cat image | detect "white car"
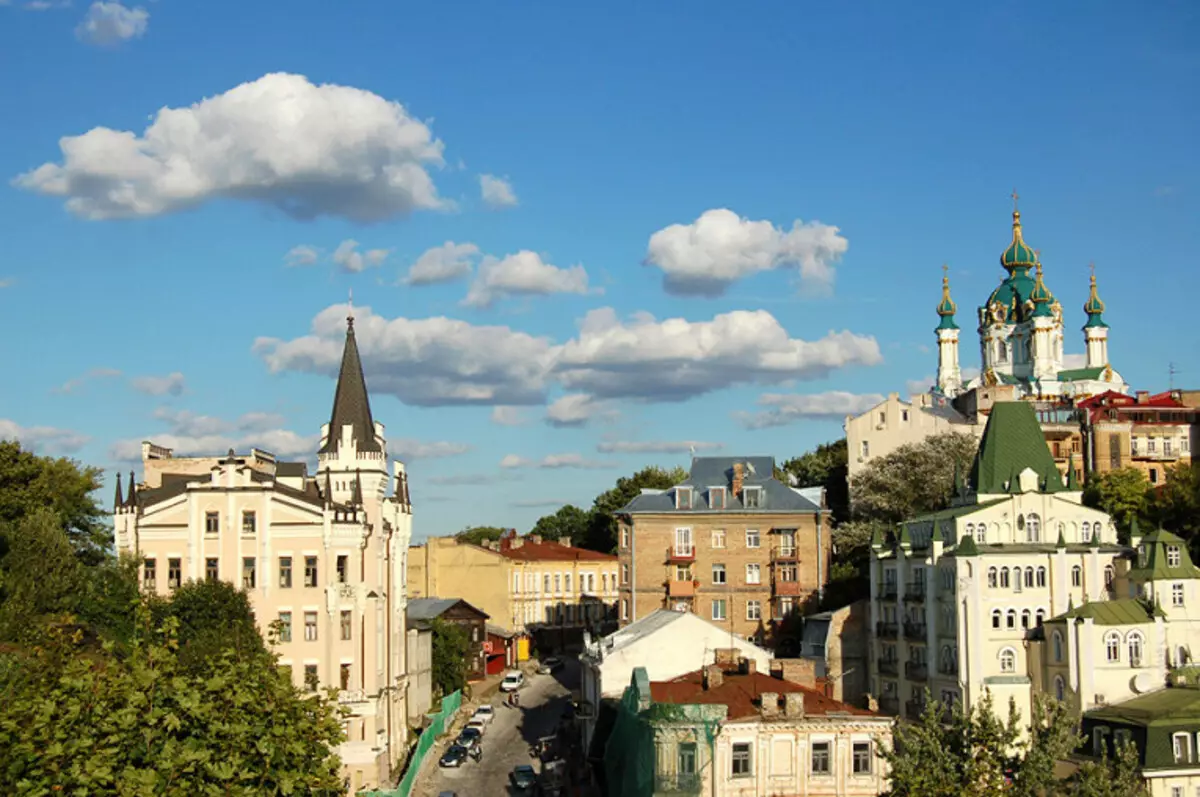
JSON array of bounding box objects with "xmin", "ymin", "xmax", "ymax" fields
[
  {"xmin": 466, "ymin": 717, "xmax": 487, "ymax": 736},
  {"xmin": 499, "ymin": 671, "xmax": 525, "ymax": 692},
  {"xmin": 471, "ymin": 705, "xmax": 495, "ymax": 725}
]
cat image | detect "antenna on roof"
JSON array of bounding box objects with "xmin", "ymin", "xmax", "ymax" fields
[{"xmin": 1170, "ymin": 362, "xmax": 1179, "ymax": 391}]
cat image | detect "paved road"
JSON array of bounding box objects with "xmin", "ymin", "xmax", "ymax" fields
[{"xmin": 415, "ymin": 661, "xmax": 578, "ymax": 797}]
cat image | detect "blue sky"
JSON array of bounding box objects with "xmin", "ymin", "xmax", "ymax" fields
[{"xmin": 1, "ymin": 1, "xmax": 1196, "ymax": 539}]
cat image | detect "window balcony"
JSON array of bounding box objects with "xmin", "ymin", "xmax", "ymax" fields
[
  {"xmin": 666, "ymin": 545, "xmax": 696, "ymax": 563},
  {"xmin": 904, "ymin": 582, "xmax": 926, "ymax": 601},
  {"xmin": 772, "ymin": 579, "xmax": 802, "ymax": 597},
  {"xmin": 903, "ymin": 621, "xmax": 927, "ymax": 639},
  {"xmin": 667, "ymin": 579, "xmax": 698, "ymax": 597},
  {"xmin": 879, "ymin": 696, "xmax": 900, "ymax": 715},
  {"xmin": 771, "ymin": 546, "xmax": 798, "ymax": 563},
  {"xmin": 938, "ymin": 659, "xmax": 958, "ymax": 676},
  {"xmin": 905, "ymin": 661, "xmax": 928, "ymax": 680},
  {"xmin": 1132, "ymin": 449, "xmax": 1180, "ymax": 462},
  {"xmin": 876, "ymin": 622, "xmax": 898, "ymax": 639},
  {"xmin": 878, "ymin": 659, "xmax": 898, "ymax": 676},
  {"xmin": 878, "ymin": 583, "xmax": 898, "ymax": 600}
]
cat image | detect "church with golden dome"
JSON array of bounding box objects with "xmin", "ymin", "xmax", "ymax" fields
[{"xmin": 934, "ymin": 198, "xmax": 1127, "ymax": 400}]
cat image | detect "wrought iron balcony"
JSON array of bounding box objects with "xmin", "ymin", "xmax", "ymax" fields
[
  {"xmin": 875, "ymin": 621, "xmax": 898, "ymax": 639},
  {"xmin": 938, "ymin": 658, "xmax": 959, "ymax": 676},
  {"xmin": 878, "ymin": 659, "xmax": 898, "ymax": 676},
  {"xmin": 903, "ymin": 621, "xmax": 927, "ymax": 639},
  {"xmin": 904, "ymin": 581, "xmax": 926, "ymax": 600},
  {"xmin": 905, "ymin": 661, "xmax": 928, "ymax": 680},
  {"xmin": 877, "ymin": 582, "xmax": 898, "ymax": 600}
]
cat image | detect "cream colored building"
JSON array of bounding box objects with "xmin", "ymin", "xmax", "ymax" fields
[
  {"xmin": 114, "ymin": 317, "xmax": 412, "ymax": 793},
  {"xmin": 845, "ymin": 392, "xmax": 980, "ymax": 479}
]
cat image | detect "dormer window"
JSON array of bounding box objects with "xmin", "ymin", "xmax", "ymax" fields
[
  {"xmin": 709, "ymin": 487, "xmax": 726, "ymax": 510},
  {"xmin": 1168, "ymin": 545, "xmax": 1182, "ymax": 567},
  {"xmin": 676, "ymin": 487, "xmax": 693, "ymax": 510},
  {"xmin": 1138, "ymin": 545, "xmax": 1147, "ymax": 566},
  {"xmin": 743, "ymin": 486, "xmax": 763, "ymax": 509}
]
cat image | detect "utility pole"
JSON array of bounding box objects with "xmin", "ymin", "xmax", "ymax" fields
[{"xmin": 1169, "ymin": 362, "xmax": 1179, "ymax": 391}]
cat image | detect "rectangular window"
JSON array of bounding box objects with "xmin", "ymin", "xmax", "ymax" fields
[
  {"xmin": 709, "ymin": 487, "xmax": 725, "ymax": 510},
  {"xmin": 601, "ymin": 573, "xmax": 607, "ymax": 593},
  {"xmin": 554, "ymin": 574, "xmax": 562, "ymax": 593},
  {"xmin": 167, "ymin": 558, "xmax": 181, "ymax": 589},
  {"xmin": 1174, "ymin": 583, "xmax": 1185, "ymax": 606},
  {"xmin": 242, "ymin": 511, "xmax": 256, "ymax": 535},
  {"xmin": 340, "ymin": 610, "xmax": 352, "ymax": 641},
  {"xmin": 746, "ymin": 564, "xmax": 761, "ymax": 585},
  {"xmin": 565, "ymin": 573, "xmax": 572, "ymax": 593},
  {"xmin": 340, "ymin": 662, "xmax": 351, "ymax": 691},
  {"xmin": 544, "ymin": 574, "xmax": 552, "ymax": 592},
  {"xmin": 812, "ymin": 741, "xmax": 831, "ymax": 774},
  {"xmin": 731, "ymin": 742, "xmax": 752, "ymax": 777},
  {"xmin": 676, "ymin": 487, "xmax": 692, "ymax": 510},
  {"xmin": 745, "ymin": 529, "xmax": 761, "ymax": 548},
  {"xmin": 278, "ymin": 611, "xmax": 293, "ymax": 642},
  {"xmin": 304, "ymin": 611, "xmax": 318, "ymax": 642},
  {"xmin": 746, "ymin": 600, "xmax": 761, "ymax": 621},
  {"xmin": 621, "ymin": 527, "xmax": 630, "ymax": 548},
  {"xmin": 513, "ymin": 572, "xmax": 521, "ymax": 594},
  {"xmin": 142, "ymin": 558, "xmax": 156, "ymax": 590},
  {"xmin": 678, "ymin": 742, "xmax": 697, "ymax": 776},
  {"xmin": 1169, "ymin": 546, "xmax": 1182, "ymax": 567},
  {"xmin": 711, "ymin": 529, "xmax": 726, "ymax": 548},
  {"xmin": 1149, "ymin": 438, "xmax": 1158, "ymax": 453},
  {"xmin": 861, "ymin": 440, "xmax": 869, "ymax": 458},
  {"xmin": 620, "ymin": 599, "xmax": 628, "ymax": 620},
  {"xmin": 205, "ymin": 557, "xmax": 219, "ymax": 582},
  {"xmin": 621, "ymin": 565, "xmax": 629, "ymax": 585},
  {"xmin": 711, "ymin": 599, "xmax": 727, "ymax": 621},
  {"xmin": 1151, "ymin": 468, "xmax": 1159, "ymax": 484},
  {"xmin": 743, "ymin": 487, "xmax": 762, "ymax": 509},
  {"xmin": 779, "ymin": 563, "xmax": 797, "ymax": 582},
  {"xmin": 712, "ymin": 564, "xmax": 726, "ymax": 585},
  {"xmin": 778, "ymin": 529, "xmax": 796, "ymax": 556},
  {"xmin": 304, "ymin": 556, "xmax": 318, "ymax": 588},
  {"xmin": 852, "ymin": 741, "xmax": 873, "ymax": 774},
  {"xmin": 675, "ymin": 564, "xmax": 692, "ymax": 582},
  {"xmin": 304, "ymin": 664, "xmax": 319, "ymax": 691},
  {"xmin": 902, "ymin": 409, "xmax": 910, "ymax": 422},
  {"xmin": 279, "ymin": 556, "xmax": 293, "ymax": 588},
  {"xmin": 337, "ymin": 554, "xmax": 349, "ymax": 584},
  {"xmin": 777, "ymin": 597, "xmax": 794, "ymax": 618},
  {"xmin": 205, "ymin": 511, "xmax": 219, "ymax": 535},
  {"xmin": 242, "ymin": 557, "xmax": 256, "ymax": 589},
  {"xmin": 1174, "ymin": 732, "xmax": 1191, "ymax": 763}
]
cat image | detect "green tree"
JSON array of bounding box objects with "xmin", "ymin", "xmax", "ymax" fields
[
  {"xmin": 1083, "ymin": 467, "xmax": 1152, "ymax": 537},
  {"xmin": 0, "ymin": 615, "xmax": 346, "ymax": 795},
  {"xmin": 779, "ymin": 439, "xmax": 849, "ymax": 523},
  {"xmin": 0, "ymin": 509, "xmax": 86, "ymax": 643},
  {"xmin": 429, "ymin": 617, "xmax": 469, "ymax": 698},
  {"xmin": 455, "ymin": 526, "xmax": 509, "ymax": 546},
  {"xmin": 1151, "ymin": 462, "xmax": 1200, "ymax": 543},
  {"xmin": 0, "ymin": 440, "xmax": 110, "ymax": 564},
  {"xmin": 151, "ymin": 579, "xmax": 266, "ymax": 671},
  {"xmin": 579, "ymin": 466, "xmax": 688, "ymax": 554},
  {"xmin": 530, "ymin": 504, "xmax": 590, "ymax": 542},
  {"xmin": 851, "ymin": 432, "xmax": 978, "ymax": 525}
]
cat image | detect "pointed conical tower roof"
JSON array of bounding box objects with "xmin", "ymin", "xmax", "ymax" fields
[
  {"xmin": 1030, "ymin": 263, "xmax": 1055, "ymax": 318},
  {"xmin": 1065, "ymin": 454, "xmax": 1079, "ymax": 490},
  {"xmin": 323, "ymin": 470, "xmax": 333, "ymax": 507},
  {"xmin": 113, "ymin": 471, "xmax": 124, "ymax": 511},
  {"xmin": 969, "ymin": 402, "xmax": 1065, "ymax": 494},
  {"xmin": 125, "ymin": 470, "xmax": 137, "ymax": 508},
  {"xmin": 1083, "ymin": 267, "xmax": 1109, "ymax": 329},
  {"xmin": 320, "ymin": 315, "xmax": 382, "ymax": 455},
  {"xmin": 936, "ymin": 267, "xmax": 959, "ymax": 330}
]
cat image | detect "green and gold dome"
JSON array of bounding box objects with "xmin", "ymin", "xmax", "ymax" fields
[
  {"xmin": 1084, "ymin": 270, "xmax": 1108, "ymax": 328},
  {"xmin": 1001, "ymin": 209, "xmax": 1039, "ymax": 273},
  {"xmin": 1030, "ymin": 263, "xmax": 1055, "ymax": 318},
  {"xmin": 936, "ymin": 270, "xmax": 959, "ymax": 330},
  {"xmin": 982, "ymin": 205, "xmax": 1057, "ymax": 324}
]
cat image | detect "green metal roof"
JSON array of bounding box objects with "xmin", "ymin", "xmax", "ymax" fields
[
  {"xmin": 969, "ymin": 402, "xmax": 1065, "ymax": 494},
  {"xmin": 1128, "ymin": 528, "xmax": 1200, "ymax": 581},
  {"xmin": 1057, "ymin": 366, "xmax": 1107, "ymax": 382},
  {"xmin": 1083, "ymin": 273, "xmax": 1108, "ymax": 328},
  {"xmin": 1050, "ymin": 598, "xmax": 1165, "ymax": 626},
  {"xmin": 936, "ymin": 274, "xmax": 958, "ymax": 329},
  {"xmin": 1086, "ymin": 687, "xmax": 1200, "ymax": 726}
]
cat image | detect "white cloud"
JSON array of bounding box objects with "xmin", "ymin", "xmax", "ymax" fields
[
  {"xmin": 0, "ymin": 419, "xmax": 90, "ymax": 454},
  {"xmin": 389, "ymin": 439, "xmax": 470, "ymax": 460},
  {"xmin": 255, "ymin": 303, "xmax": 557, "ymax": 406},
  {"xmin": 734, "ymin": 391, "xmax": 886, "ymax": 430},
  {"xmin": 333, "ymin": 239, "xmax": 391, "ymax": 273},
  {"xmin": 555, "ymin": 307, "xmax": 882, "ymax": 402},
  {"xmin": 500, "ymin": 453, "xmax": 613, "ymax": 470},
  {"xmin": 510, "ymin": 498, "xmax": 569, "ymax": 508},
  {"xmin": 109, "ymin": 407, "xmax": 316, "ymax": 462},
  {"xmin": 402, "ymin": 241, "xmax": 479, "ymax": 286},
  {"xmin": 75, "ymin": 2, "xmax": 148, "ymax": 45},
  {"xmin": 596, "ymin": 441, "xmax": 724, "ymax": 454},
  {"xmin": 479, "ymin": 174, "xmax": 518, "ymax": 208},
  {"xmin": 54, "ymin": 366, "xmax": 122, "ymax": 394},
  {"xmin": 1062, "ymin": 353, "xmax": 1087, "ymax": 369},
  {"xmin": 15, "ymin": 73, "xmax": 447, "ymax": 222},
  {"xmin": 545, "ymin": 393, "xmax": 616, "ymax": 428},
  {"xmin": 491, "ymin": 406, "xmax": 528, "ymax": 426},
  {"xmin": 645, "ymin": 208, "xmax": 849, "ymax": 297},
  {"xmin": 130, "ymin": 371, "xmax": 186, "ymax": 396},
  {"xmin": 0, "ymin": 278, "xmax": 14, "ymax": 289},
  {"xmin": 426, "ymin": 472, "xmax": 517, "ymax": 486},
  {"xmin": 284, "ymin": 245, "xmax": 319, "ymax": 268},
  {"xmin": 463, "ymin": 251, "xmax": 592, "ymax": 308},
  {"xmin": 906, "ymin": 375, "xmax": 935, "ymax": 395}
]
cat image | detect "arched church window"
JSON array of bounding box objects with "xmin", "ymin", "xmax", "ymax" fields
[
  {"xmin": 997, "ymin": 341, "xmax": 1008, "ymax": 363},
  {"xmin": 1052, "ymin": 630, "xmax": 1064, "ymax": 662},
  {"xmin": 1128, "ymin": 632, "xmax": 1144, "ymax": 666},
  {"xmin": 1055, "ymin": 675, "xmax": 1066, "ymax": 702},
  {"xmin": 1036, "ymin": 567, "xmax": 1047, "ymax": 588},
  {"xmin": 1000, "ymin": 568, "xmax": 1010, "ymax": 588},
  {"xmin": 1026, "ymin": 513, "xmax": 1041, "ymax": 543},
  {"xmin": 1104, "ymin": 631, "xmax": 1121, "ymax": 663},
  {"xmin": 987, "ymin": 567, "xmax": 997, "ymax": 588}
]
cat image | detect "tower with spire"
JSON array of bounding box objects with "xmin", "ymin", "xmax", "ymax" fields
[
  {"xmin": 935, "ymin": 265, "xmax": 963, "ymax": 396},
  {"xmin": 1082, "ymin": 265, "xmax": 1110, "ymax": 370}
]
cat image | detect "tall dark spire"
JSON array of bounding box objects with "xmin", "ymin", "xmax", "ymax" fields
[
  {"xmin": 125, "ymin": 471, "xmax": 137, "ymax": 508},
  {"xmin": 320, "ymin": 316, "xmax": 381, "ymax": 455},
  {"xmin": 352, "ymin": 469, "xmax": 364, "ymax": 506},
  {"xmin": 113, "ymin": 471, "xmax": 124, "ymax": 510}
]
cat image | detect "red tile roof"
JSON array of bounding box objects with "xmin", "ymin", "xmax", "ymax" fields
[
  {"xmin": 649, "ymin": 668, "xmax": 876, "ymax": 721},
  {"xmin": 495, "ymin": 537, "xmax": 617, "ymax": 563}
]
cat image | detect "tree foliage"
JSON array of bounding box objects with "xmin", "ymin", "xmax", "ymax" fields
[
  {"xmin": 150, "ymin": 579, "xmax": 266, "ymax": 672},
  {"xmin": 1151, "ymin": 462, "xmax": 1200, "ymax": 543},
  {"xmin": 0, "ymin": 440, "xmax": 110, "ymax": 564},
  {"xmin": 530, "ymin": 504, "xmax": 590, "ymax": 542},
  {"xmin": 455, "ymin": 526, "xmax": 508, "ymax": 546},
  {"xmin": 851, "ymin": 432, "xmax": 978, "ymax": 525},
  {"xmin": 578, "ymin": 465, "xmax": 689, "ymax": 554},
  {"xmin": 883, "ymin": 691, "xmax": 1145, "ymax": 797},
  {"xmin": 1082, "ymin": 467, "xmax": 1152, "ymax": 536},
  {"xmin": 778, "ymin": 439, "xmax": 849, "ymax": 523},
  {"xmin": 429, "ymin": 617, "xmax": 469, "ymax": 698}
]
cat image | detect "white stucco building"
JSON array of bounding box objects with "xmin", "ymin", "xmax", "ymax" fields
[{"xmin": 113, "ymin": 314, "xmax": 413, "ymax": 793}]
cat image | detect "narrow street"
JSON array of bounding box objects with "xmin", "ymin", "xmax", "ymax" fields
[{"xmin": 414, "ymin": 658, "xmax": 581, "ymax": 796}]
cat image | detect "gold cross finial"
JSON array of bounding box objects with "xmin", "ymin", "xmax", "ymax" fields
[
  {"xmin": 1089, "ymin": 262, "xmax": 1095, "ymax": 277},
  {"xmin": 347, "ymin": 288, "xmax": 355, "ymax": 326},
  {"xmin": 1011, "ymin": 188, "xmax": 1019, "ymax": 211}
]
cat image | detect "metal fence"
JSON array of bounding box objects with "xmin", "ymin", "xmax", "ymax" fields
[{"xmin": 359, "ymin": 689, "xmax": 462, "ymax": 797}]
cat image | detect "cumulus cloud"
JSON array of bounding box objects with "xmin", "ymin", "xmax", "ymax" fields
[
  {"xmin": 645, "ymin": 208, "xmax": 849, "ymax": 297},
  {"xmin": 0, "ymin": 419, "xmax": 90, "ymax": 455},
  {"xmin": 54, "ymin": 366, "xmax": 122, "ymax": 394},
  {"xmin": 463, "ymin": 251, "xmax": 592, "ymax": 308},
  {"xmin": 545, "ymin": 394, "xmax": 616, "ymax": 428},
  {"xmin": 130, "ymin": 371, "xmax": 186, "ymax": 397},
  {"xmin": 734, "ymin": 391, "xmax": 886, "ymax": 430},
  {"xmin": 596, "ymin": 441, "xmax": 724, "ymax": 454},
  {"xmin": 555, "ymin": 308, "xmax": 882, "ymax": 402},
  {"xmin": 284, "ymin": 245, "xmax": 320, "ymax": 267},
  {"xmin": 255, "ymin": 303, "xmax": 557, "ymax": 406},
  {"xmin": 500, "ymin": 453, "xmax": 613, "ymax": 470},
  {"xmin": 109, "ymin": 407, "xmax": 316, "ymax": 462},
  {"xmin": 426, "ymin": 472, "xmax": 519, "ymax": 486},
  {"xmin": 333, "ymin": 239, "xmax": 390, "ymax": 273},
  {"xmin": 14, "ymin": 73, "xmax": 448, "ymax": 222},
  {"xmin": 491, "ymin": 406, "xmax": 528, "ymax": 426},
  {"xmin": 390, "ymin": 439, "xmax": 470, "ymax": 460},
  {"xmin": 75, "ymin": 2, "xmax": 148, "ymax": 45},
  {"xmin": 402, "ymin": 241, "xmax": 479, "ymax": 286},
  {"xmin": 479, "ymin": 174, "xmax": 518, "ymax": 208},
  {"xmin": 1062, "ymin": 353, "xmax": 1087, "ymax": 369},
  {"xmin": 905, "ymin": 375, "xmax": 935, "ymax": 395}
]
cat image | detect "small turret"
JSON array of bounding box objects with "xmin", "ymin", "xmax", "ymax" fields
[
  {"xmin": 125, "ymin": 471, "xmax": 137, "ymax": 509},
  {"xmin": 936, "ymin": 269, "xmax": 959, "ymax": 330},
  {"xmin": 113, "ymin": 471, "xmax": 124, "ymax": 511},
  {"xmin": 1083, "ymin": 269, "xmax": 1108, "ymax": 329},
  {"xmin": 1065, "ymin": 453, "xmax": 1080, "ymax": 491},
  {"xmin": 352, "ymin": 469, "xmax": 364, "ymax": 506}
]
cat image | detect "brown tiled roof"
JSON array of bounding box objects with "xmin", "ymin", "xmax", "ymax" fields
[
  {"xmin": 649, "ymin": 669, "xmax": 876, "ymax": 721},
  {"xmin": 495, "ymin": 538, "xmax": 617, "ymax": 563}
]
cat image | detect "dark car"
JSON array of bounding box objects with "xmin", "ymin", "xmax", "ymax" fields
[
  {"xmin": 537, "ymin": 656, "xmax": 564, "ymax": 674},
  {"xmin": 510, "ymin": 764, "xmax": 538, "ymax": 791},
  {"xmin": 439, "ymin": 745, "xmax": 468, "ymax": 768},
  {"xmin": 455, "ymin": 726, "xmax": 482, "ymax": 750}
]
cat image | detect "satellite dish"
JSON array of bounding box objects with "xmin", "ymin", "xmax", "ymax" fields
[{"xmin": 1131, "ymin": 672, "xmax": 1155, "ymax": 694}]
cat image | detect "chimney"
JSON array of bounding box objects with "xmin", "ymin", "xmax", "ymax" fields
[
  {"xmin": 703, "ymin": 664, "xmax": 724, "ymax": 691},
  {"xmin": 1136, "ymin": 391, "xmax": 1149, "ymax": 404},
  {"xmin": 760, "ymin": 692, "xmax": 781, "ymax": 719},
  {"xmin": 738, "ymin": 657, "xmax": 756, "ymax": 676},
  {"xmin": 714, "ymin": 648, "xmax": 738, "ymax": 667},
  {"xmin": 732, "ymin": 462, "xmax": 744, "ymax": 498},
  {"xmin": 559, "ymin": 537, "xmax": 572, "ymax": 548},
  {"xmin": 769, "ymin": 658, "xmax": 817, "ymax": 689},
  {"xmin": 783, "ymin": 692, "xmax": 806, "ymax": 718},
  {"xmin": 529, "ymin": 534, "xmax": 542, "ymax": 544},
  {"xmin": 511, "ymin": 537, "xmax": 524, "ymax": 549}
]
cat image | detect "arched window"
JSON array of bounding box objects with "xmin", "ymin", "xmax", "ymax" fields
[
  {"xmin": 976, "ymin": 524, "xmax": 986, "ymax": 543},
  {"xmin": 1104, "ymin": 631, "xmax": 1121, "ymax": 663},
  {"xmin": 1036, "ymin": 567, "xmax": 1047, "ymax": 588},
  {"xmin": 1128, "ymin": 632, "xmax": 1145, "ymax": 666},
  {"xmin": 1024, "ymin": 568, "xmax": 1035, "ymax": 588},
  {"xmin": 965, "ymin": 522, "xmax": 975, "ymax": 539},
  {"xmin": 1000, "ymin": 568, "xmax": 1010, "ymax": 588},
  {"xmin": 1054, "ymin": 675, "xmax": 1066, "ymax": 702},
  {"xmin": 1006, "ymin": 610, "xmax": 1017, "ymax": 630},
  {"xmin": 1104, "ymin": 566, "xmax": 1115, "ymax": 589},
  {"xmin": 1052, "ymin": 630, "xmax": 1064, "ymax": 662},
  {"xmin": 1026, "ymin": 513, "xmax": 1041, "ymax": 542},
  {"xmin": 999, "ymin": 647, "xmax": 1017, "ymax": 673},
  {"xmin": 1036, "ymin": 608, "xmax": 1046, "ymax": 626},
  {"xmin": 1081, "ymin": 521, "xmax": 1091, "ymax": 540},
  {"xmin": 988, "ymin": 567, "xmax": 998, "ymax": 588},
  {"xmin": 1071, "ymin": 566, "xmax": 1082, "ymax": 587},
  {"xmin": 992, "ymin": 609, "xmax": 1002, "ymax": 629},
  {"xmin": 1021, "ymin": 609, "xmax": 1031, "ymax": 629}
]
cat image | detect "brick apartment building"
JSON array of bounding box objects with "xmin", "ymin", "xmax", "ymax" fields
[{"xmin": 614, "ymin": 457, "xmax": 831, "ymax": 643}]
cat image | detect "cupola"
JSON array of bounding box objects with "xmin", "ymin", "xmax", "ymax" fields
[
  {"xmin": 1030, "ymin": 263, "xmax": 1054, "ymax": 318},
  {"xmin": 1000, "ymin": 194, "xmax": 1039, "ymax": 273},
  {"xmin": 1083, "ymin": 268, "xmax": 1108, "ymax": 328},
  {"xmin": 936, "ymin": 268, "xmax": 959, "ymax": 330}
]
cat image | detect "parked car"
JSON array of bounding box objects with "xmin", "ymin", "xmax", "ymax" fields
[
  {"xmin": 500, "ymin": 671, "xmax": 525, "ymax": 692},
  {"xmin": 471, "ymin": 705, "xmax": 495, "ymax": 725},
  {"xmin": 437, "ymin": 792, "xmax": 458, "ymax": 797},
  {"xmin": 536, "ymin": 656, "xmax": 563, "ymax": 675},
  {"xmin": 466, "ymin": 717, "xmax": 487, "ymax": 737},
  {"xmin": 510, "ymin": 764, "xmax": 538, "ymax": 791},
  {"xmin": 439, "ymin": 745, "xmax": 468, "ymax": 768},
  {"xmin": 455, "ymin": 726, "xmax": 482, "ymax": 750}
]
